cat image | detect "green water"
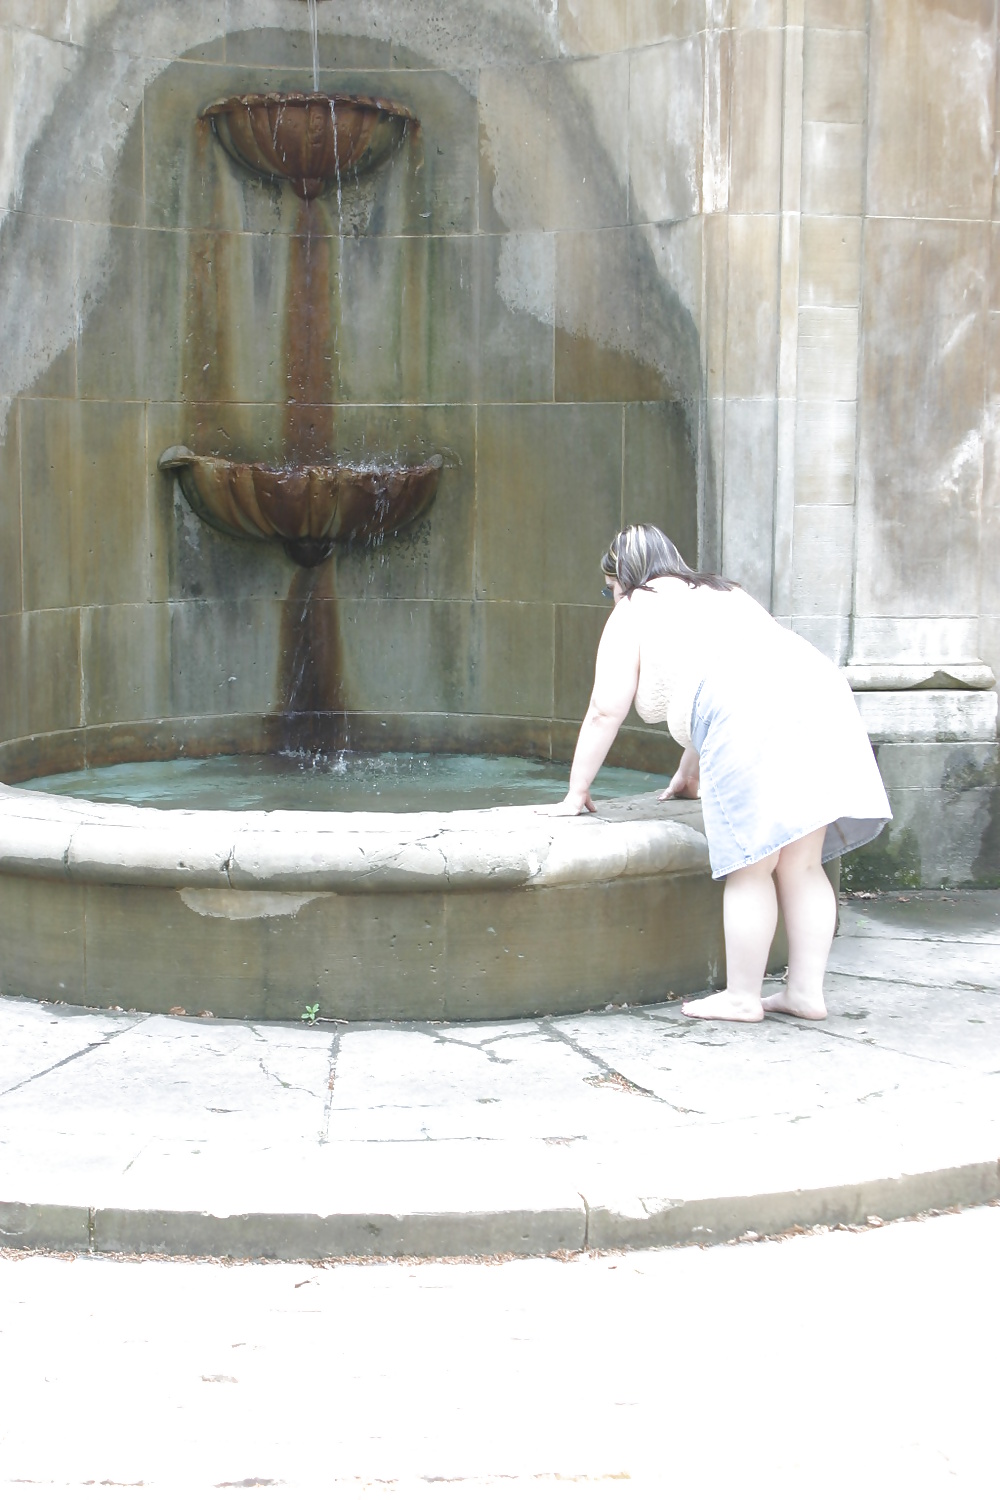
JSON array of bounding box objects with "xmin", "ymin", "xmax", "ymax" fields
[{"xmin": 18, "ymin": 751, "xmax": 665, "ymax": 815}]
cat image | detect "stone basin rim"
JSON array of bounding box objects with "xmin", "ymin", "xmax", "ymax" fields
[
  {"xmin": 199, "ymin": 91, "xmax": 418, "ymax": 124},
  {"xmin": 157, "ymin": 446, "xmax": 445, "ymax": 480},
  {"xmin": 0, "ymin": 785, "xmax": 710, "ymax": 894}
]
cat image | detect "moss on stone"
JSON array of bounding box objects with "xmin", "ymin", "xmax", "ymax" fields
[{"xmin": 841, "ymin": 827, "xmax": 922, "ymax": 893}]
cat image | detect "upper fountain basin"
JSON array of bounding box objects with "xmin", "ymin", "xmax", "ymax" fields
[
  {"xmin": 159, "ymin": 446, "xmax": 443, "ymax": 567},
  {"xmin": 200, "ymin": 92, "xmax": 416, "ymax": 199}
]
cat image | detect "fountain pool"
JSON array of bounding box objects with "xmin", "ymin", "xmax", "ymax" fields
[
  {"xmin": 0, "ymin": 743, "xmax": 726, "ymax": 1023},
  {"xmin": 17, "ymin": 751, "xmax": 665, "ymax": 815}
]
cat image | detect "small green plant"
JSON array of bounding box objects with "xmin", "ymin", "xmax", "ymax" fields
[{"xmin": 301, "ymin": 1002, "xmax": 321, "ymax": 1025}]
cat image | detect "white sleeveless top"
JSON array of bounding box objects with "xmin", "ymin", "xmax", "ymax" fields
[{"xmin": 627, "ymin": 577, "xmax": 779, "ymax": 746}]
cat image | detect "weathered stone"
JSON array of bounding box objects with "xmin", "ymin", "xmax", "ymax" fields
[{"xmin": 867, "ymin": 0, "xmax": 996, "ymax": 220}]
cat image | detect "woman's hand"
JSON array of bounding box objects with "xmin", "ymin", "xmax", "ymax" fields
[
  {"xmin": 659, "ymin": 746, "xmax": 700, "ymax": 801},
  {"xmin": 545, "ymin": 788, "xmax": 597, "ymax": 817}
]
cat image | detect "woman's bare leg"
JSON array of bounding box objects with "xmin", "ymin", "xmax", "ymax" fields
[
  {"xmin": 762, "ymin": 827, "xmax": 835, "ymax": 1021},
  {"xmin": 681, "ymin": 852, "xmax": 779, "ymax": 1022}
]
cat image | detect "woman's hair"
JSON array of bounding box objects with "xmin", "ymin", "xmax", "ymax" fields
[{"xmin": 601, "ymin": 524, "xmax": 734, "ymax": 595}]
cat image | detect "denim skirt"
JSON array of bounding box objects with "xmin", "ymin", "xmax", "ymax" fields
[{"xmin": 689, "ymin": 632, "xmax": 891, "ymax": 879}]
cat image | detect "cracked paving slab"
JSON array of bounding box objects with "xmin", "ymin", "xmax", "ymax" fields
[
  {"xmin": 0, "ymin": 1007, "xmax": 333, "ymax": 1147},
  {"xmin": 828, "ymin": 936, "xmax": 1000, "ymax": 991},
  {"xmin": 325, "ymin": 1023, "xmax": 671, "ymax": 1143}
]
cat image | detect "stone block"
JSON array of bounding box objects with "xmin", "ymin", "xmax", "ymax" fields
[
  {"xmin": 477, "ymin": 233, "xmax": 556, "ymax": 402},
  {"xmin": 441, "ymin": 872, "xmax": 724, "ymax": 1019},
  {"xmin": 478, "ymin": 64, "xmax": 550, "ymax": 234},
  {"xmin": 81, "ymin": 604, "xmax": 171, "ymax": 728},
  {"xmin": 729, "ymin": 27, "xmax": 784, "ymax": 214},
  {"xmin": 10, "ymin": 35, "xmax": 145, "ymax": 227},
  {"xmin": 791, "ymin": 504, "xmax": 853, "ymax": 615},
  {"xmin": 867, "ymin": 0, "xmax": 996, "ymax": 219},
  {"xmin": 2, "ymin": 3, "xmax": 72, "ymax": 39},
  {"xmin": 799, "ymin": 215, "xmax": 862, "ymax": 307},
  {"xmin": 796, "ymin": 307, "xmax": 859, "ymax": 401},
  {"xmin": 223, "ymin": 27, "xmax": 391, "ymax": 70},
  {"xmin": 794, "ymin": 400, "xmax": 856, "ymax": 506},
  {"xmin": 79, "ymin": 881, "xmax": 451, "ymax": 1021},
  {"xmin": 628, "ymin": 38, "xmax": 705, "ymax": 224},
  {"xmin": 846, "ymin": 778, "xmax": 999, "ymax": 890},
  {"xmin": 628, "ymin": 0, "xmax": 709, "ymax": 44},
  {"xmin": 469, "ymin": 602, "xmax": 556, "ymax": 720},
  {"xmin": 852, "ymin": 617, "xmax": 984, "ymax": 668},
  {"xmin": 805, "ymin": 0, "xmax": 867, "ymax": 26},
  {"xmin": 558, "ymin": 0, "xmax": 628, "ymax": 53},
  {"xmin": 724, "ymin": 214, "xmax": 780, "ymax": 399},
  {"xmin": 554, "ymin": 603, "xmax": 607, "ymax": 722},
  {"xmin": 802, "ymin": 26, "xmax": 867, "ymax": 124},
  {"xmin": 76, "ymin": 225, "xmax": 146, "ymax": 402},
  {"xmin": 167, "ymin": 599, "xmax": 284, "ymax": 719},
  {"xmin": 790, "ymin": 613, "xmax": 849, "ymax": 664},
  {"xmin": 337, "ymin": 598, "xmax": 476, "ymax": 717},
  {"xmin": 556, "ymin": 222, "xmax": 703, "ymax": 403},
  {"xmin": 855, "ymin": 691, "xmax": 999, "ymax": 745},
  {"xmin": 149, "ymin": 226, "xmax": 325, "ymax": 409},
  {"xmin": 476, "ymin": 403, "xmax": 623, "ymax": 605},
  {"xmin": 0, "ymin": 211, "xmax": 76, "ymax": 400},
  {"xmin": 480, "ymin": 56, "xmax": 629, "ymax": 237},
  {"xmin": 20, "ymin": 399, "xmax": 148, "ymax": 611},
  {"xmin": 731, "ymin": 0, "xmax": 785, "ymax": 22},
  {"xmin": 0, "ymin": 415, "xmax": 21, "ymax": 616},
  {"xmin": 703, "ymin": 212, "xmax": 728, "ymax": 398},
  {"xmin": 720, "ymin": 398, "xmax": 777, "ymax": 607},
  {"xmin": 875, "ymin": 740, "xmax": 997, "ymax": 793},
  {"xmin": 0, "ymin": 872, "xmax": 86, "ymax": 1007},
  {"xmin": 547, "ymin": 53, "xmax": 630, "ymax": 231},
  {"xmin": 801, "ymin": 123, "xmax": 865, "ymax": 215},
  {"xmin": 623, "ymin": 402, "xmax": 700, "ymax": 565},
  {"xmin": 338, "ymin": 234, "xmax": 477, "ymax": 404},
  {"xmin": 856, "ymin": 218, "xmax": 989, "ymax": 620}
]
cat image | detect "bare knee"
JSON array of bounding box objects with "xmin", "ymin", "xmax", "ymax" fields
[{"xmin": 775, "ymin": 827, "xmax": 827, "ymax": 884}]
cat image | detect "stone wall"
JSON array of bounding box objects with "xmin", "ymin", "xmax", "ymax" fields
[{"xmin": 0, "ymin": 0, "xmax": 998, "ymax": 883}]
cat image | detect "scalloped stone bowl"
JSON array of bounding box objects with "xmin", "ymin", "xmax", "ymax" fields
[
  {"xmin": 201, "ymin": 92, "xmax": 415, "ymax": 198},
  {"xmin": 159, "ymin": 447, "xmax": 443, "ymax": 566}
]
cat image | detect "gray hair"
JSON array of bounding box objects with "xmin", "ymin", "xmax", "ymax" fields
[{"xmin": 601, "ymin": 524, "xmax": 734, "ymax": 596}]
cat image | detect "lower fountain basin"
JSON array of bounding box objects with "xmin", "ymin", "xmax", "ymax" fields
[
  {"xmin": 0, "ymin": 747, "xmax": 726, "ymax": 1022},
  {"xmin": 159, "ymin": 448, "xmax": 444, "ymax": 567}
]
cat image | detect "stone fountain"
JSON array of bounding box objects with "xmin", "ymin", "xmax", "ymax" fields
[{"xmin": 0, "ymin": 22, "xmax": 727, "ymax": 1021}]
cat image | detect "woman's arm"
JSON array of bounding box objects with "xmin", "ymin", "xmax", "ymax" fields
[
  {"xmin": 659, "ymin": 743, "xmax": 700, "ymax": 801},
  {"xmin": 554, "ymin": 603, "xmax": 640, "ymax": 815}
]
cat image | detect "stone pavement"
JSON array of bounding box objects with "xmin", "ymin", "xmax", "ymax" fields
[{"xmin": 1, "ymin": 892, "xmax": 998, "ymax": 1260}]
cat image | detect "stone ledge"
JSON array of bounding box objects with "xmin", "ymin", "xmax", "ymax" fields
[
  {"xmin": 0, "ymin": 786, "xmax": 710, "ymax": 892},
  {"xmin": 854, "ymin": 690, "xmax": 999, "ymax": 743}
]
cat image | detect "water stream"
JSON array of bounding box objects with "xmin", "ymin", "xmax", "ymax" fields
[{"xmin": 308, "ymin": 0, "xmax": 320, "ymax": 90}]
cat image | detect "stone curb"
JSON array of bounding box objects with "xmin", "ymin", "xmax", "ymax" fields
[{"xmin": 4, "ymin": 1159, "xmax": 998, "ymax": 1260}]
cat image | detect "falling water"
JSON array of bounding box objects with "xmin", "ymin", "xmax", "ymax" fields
[{"xmin": 308, "ymin": 0, "xmax": 320, "ymax": 91}]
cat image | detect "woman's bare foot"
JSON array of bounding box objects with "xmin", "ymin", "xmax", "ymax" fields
[
  {"xmin": 761, "ymin": 988, "xmax": 827, "ymax": 1021},
  {"xmin": 681, "ymin": 992, "xmax": 764, "ymax": 1023}
]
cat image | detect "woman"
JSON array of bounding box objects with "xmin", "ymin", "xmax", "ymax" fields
[{"xmin": 555, "ymin": 524, "xmax": 891, "ymax": 1024}]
